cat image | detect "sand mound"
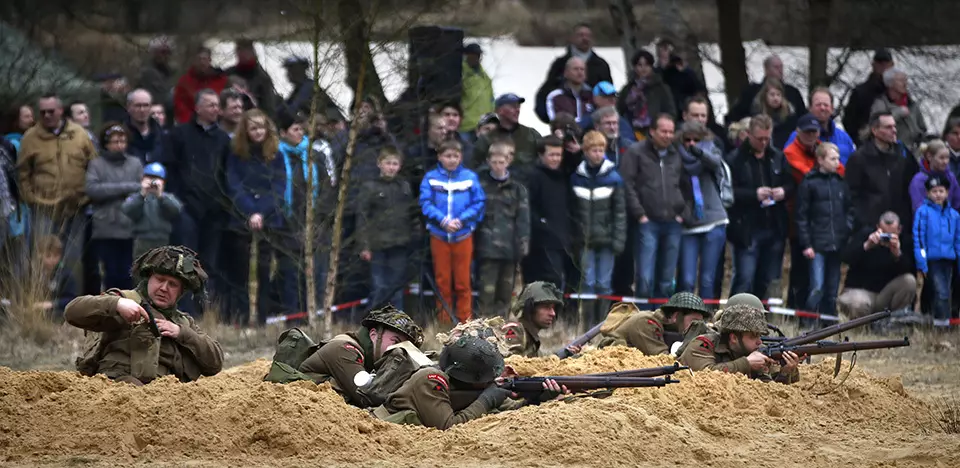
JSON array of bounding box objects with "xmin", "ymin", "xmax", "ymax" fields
[{"xmin": 1, "ymin": 347, "xmax": 957, "ymax": 467}]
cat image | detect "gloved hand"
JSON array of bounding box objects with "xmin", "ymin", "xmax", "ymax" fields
[
  {"xmin": 534, "ymin": 378, "xmax": 566, "ymax": 404},
  {"xmin": 478, "ymin": 385, "xmax": 514, "ymax": 410}
]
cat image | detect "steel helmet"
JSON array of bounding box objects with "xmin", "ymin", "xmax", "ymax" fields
[
  {"xmin": 361, "ymin": 305, "xmax": 424, "ymax": 347},
  {"xmin": 131, "ymin": 245, "xmax": 207, "ymax": 295},
  {"xmin": 718, "ymin": 304, "xmax": 770, "ymax": 335},
  {"xmin": 438, "ymin": 334, "xmax": 504, "ymax": 384}
]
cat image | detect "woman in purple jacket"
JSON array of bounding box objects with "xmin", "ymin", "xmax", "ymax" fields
[{"xmin": 909, "ymin": 140, "xmax": 960, "ymax": 212}]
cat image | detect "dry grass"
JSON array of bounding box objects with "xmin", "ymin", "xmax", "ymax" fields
[{"xmin": 929, "ymin": 398, "xmax": 960, "ymax": 434}]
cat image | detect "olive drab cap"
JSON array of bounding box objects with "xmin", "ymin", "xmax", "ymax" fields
[
  {"xmin": 131, "ymin": 245, "xmax": 208, "ymax": 294},
  {"xmin": 718, "ymin": 304, "xmax": 770, "ymax": 335},
  {"xmin": 716, "ymin": 293, "xmax": 766, "ymax": 323},
  {"xmin": 515, "ymin": 281, "xmax": 564, "ymax": 317},
  {"xmin": 361, "ymin": 304, "xmax": 424, "ymax": 347},
  {"xmin": 661, "ymin": 292, "xmax": 711, "ymax": 316},
  {"xmin": 438, "ymin": 334, "xmax": 505, "ymax": 384}
]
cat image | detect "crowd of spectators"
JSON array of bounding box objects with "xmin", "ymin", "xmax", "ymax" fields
[{"xmin": 1, "ymin": 25, "xmax": 959, "ymax": 330}]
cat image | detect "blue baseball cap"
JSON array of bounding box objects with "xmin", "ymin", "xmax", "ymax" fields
[
  {"xmin": 593, "ymin": 81, "xmax": 617, "ymax": 97},
  {"xmin": 797, "ymin": 113, "xmax": 820, "ymax": 132},
  {"xmin": 495, "ymin": 93, "xmax": 525, "ymax": 107},
  {"xmin": 144, "ymin": 162, "xmax": 167, "ymax": 180}
]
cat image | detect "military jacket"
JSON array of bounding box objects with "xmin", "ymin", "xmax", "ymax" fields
[
  {"xmin": 502, "ymin": 318, "xmax": 541, "ymax": 358},
  {"xmin": 605, "ymin": 309, "xmax": 671, "ymax": 356},
  {"xmin": 375, "ymin": 367, "xmax": 494, "ymax": 430},
  {"xmin": 679, "ymin": 331, "xmax": 800, "ymax": 384}
]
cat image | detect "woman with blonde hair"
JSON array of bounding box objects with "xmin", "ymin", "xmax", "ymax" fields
[
  {"xmin": 909, "ymin": 139, "xmax": 960, "ymax": 212},
  {"xmin": 222, "ymin": 109, "xmax": 287, "ymax": 325},
  {"xmin": 752, "ymin": 78, "xmax": 798, "ymax": 148}
]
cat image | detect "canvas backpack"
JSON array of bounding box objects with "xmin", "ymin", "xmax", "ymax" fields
[{"xmin": 263, "ymin": 327, "xmax": 322, "ymax": 384}]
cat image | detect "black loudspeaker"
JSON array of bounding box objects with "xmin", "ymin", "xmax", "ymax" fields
[{"xmin": 408, "ymin": 26, "xmax": 464, "ymax": 107}]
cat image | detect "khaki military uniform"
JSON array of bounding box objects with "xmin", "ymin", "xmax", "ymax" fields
[
  {"xmin": 65, "ymin": 289, "xmax": 223, "ymax": 384},
  {"xmin": 679, "ymin": 331, "xmax": 800, "ymax": 384},
  {"xmin": 372, "ymin": 367, "xmax": 496, "ymax": 430},
  {"xmin": 502, "ymin": 318, "xmax": 541, "ymax": 357},
  {"xmin": 604, "ymin": 309, "xmax": 672, "ymax": 356},
  {"xmin": 299, "ymin": 333, "xmax": 371, "ymax": 403}
]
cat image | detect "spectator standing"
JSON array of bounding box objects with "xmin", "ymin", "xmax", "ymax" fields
[
  {"xmin": 97, "ymin": 74, "xmax": 131, "ymax": 124},
  {"xmin": 0, "ymin": 140, "xmax": 15, "ymax": 240},
  {"xmin": 592, "ymin": 107, "xmax": 633, "ymax": 168},
  {"xmin": 845, "ymin": 111, "xmax": 917, "ymax": 231},
  {"xmin": 357, "ymin": 146, "xmax": 418, "ymax": 310},
  {"xmin": 437, "ymin": 102, "xmax": 474, "ymax": 160},
  {"xmin": 593, "ymin": 105, "xmax": 635, "ymax": 296},
  {"xmin": 419, "ymin": 140, "xmax": 486, "ymax": 323},
  {"xmin": 795, "ymin": 143, "xmax": 852, "ymax": 320},
  {"xmin": 842, "ymin": 49, "xmax": 894, "ymax": 147},
  {"xmin": 85, "ymin": 123, "xmax": 143, "ymax": 290},
  {"xmin": 620, "ymin": 115, "xmax": 687, "ymax": 298},
  {"xmin": 677, "ymin": 121, "xmax": 729, "ymax": 300},
  {"xmin": 34, "ymin": 235, "xmax": 78, "ymax": 320},
  {"xmin": 522, "ymin": 136, "xmax": 574, "ymax": 291},
  {"xmin": 547, "ymin": 113, "xmax": 584, "ymax": 177},
  {"xmin": 124, "ymin": 89, "xmax": 165, "ymax": 164},
  {"xmin": 173, "ymin": 48, "xmax": 228, "ymax": 124},
  {"xmin": 726, "ymin": 115, "xmax": 794, "ymax": 298},
  {"xmin": 471, "ymin": 94, "xmax": 542, "ymax": 171},
  {"xmin": 219, "ymin": 89, "xmax": 245, "ymax": 138},
  {"xmin": 726, "ymin": 55, "xmax": 807, "ymax": 124},
  {"xmin": 751, "ymin": 79, "xmax": 798, "ymax": 149},
  {"xmin": 913, "ymin": 176, "xmax": 960, "ymax": 328},
  {"xmin": 225, "ymin": 40, "xmax": 278, "ymax": 118},
  {"xmin": 909, "ymin": 140, "xmax": 960, "ymax": 212},
  {"xmin": 17, "ymin": 95, "xmax": 98, "ymax": 286},
  {"xmin": 785, "ymin": 88, "xmax": 856, "ymax": 164},
  {"xmin": 137, "ymin": 36, "xmax": 177, "ymax": 112},
  {"xmin": 870, "ymin": 68, "xmax": 927, "ymax": 151},
  {"xmin": 545, "ymin": 57, "xmax": 593, "ymax": 122},
  {"xmin": 578, "ymin": 82, "xmax": 636, "ymax": 142},
  {"xmin": 460, "ymin": 43, "xmax": 494, "ymax": 138},
  {"xmin": 838, "ymin": 212, "xmax": 917, "ymax": 318},
  {"xmin": 67, "ymin": 101, "xmax": 97, "ymax": 148},
  {"xmin": 571, "ymin": 131, "xmax": 626, "ymax": 309},
  {"xmin": 150, "ymin": 104, "xmax": 167, "ymax": 129},
  {"xmin": 656, "ymin": 40, "xmax": 707, "ymax": 116},
  {"xmin": 474, "ymin": 141, "xmax": 530, "ymax": 317},
  {"xmin": 163, "ymin": 89, "xmax": 231, "ymax": 312},
  {"xmin": 618, "ymin": 50, "xmax": 677, "ymax": 139},
  {"xmin": 4, "ymin": 104, "xmax": 35, "ymax": 151},
  {"xmin": 475, "ymin": 113, "xmax": 499, "ymax": 141},
  {"xmin": 535, "ymin": 24, "xmax": 613, "ymax": 124},
  {"xmin": 683, "ymin": 96, "xmax": 726, "ymax": 154},
  {"xmin": 943, "ymin": 118, "xmax": 960, "ymax": 179},
  {"xmin": 222, "ymin": 110, "xmax": 286, "ymax": 324},
  {"xmin": 280, "ymin": 56, "xmax": 341, "ymax": 121},
  {"xmin": 121, "ymin": 162, "xmax": 182, "ymax": 259}
]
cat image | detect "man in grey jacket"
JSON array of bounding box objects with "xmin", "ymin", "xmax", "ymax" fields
[{"xmin": 619, "ymin": 114, "xmax": 689, "ymax": 298}]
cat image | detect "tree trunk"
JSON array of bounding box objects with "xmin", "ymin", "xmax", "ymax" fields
[
  {"xmin": 807, "ymin": 0, "xmax": 833, "ymax": 90},
  {"xmin": 716, "ymin": 0, "xmax": 748, "ymax": 109},
  {"xmin": 338, "ymin": 0, "xmax": 385, "ymax": 105},
  {"xmin": 247, "ymin": 232, "xmax": 259, "ymax": 327},
  {"xmin": 305, "ymin": 10, "xmax": 322, "ymax": 327},
  {"xmin": 607, "ymin": 0, "xmax": 641, "ymax": 81},
  {"xmin": 323, "ymin": 63, "xmax": 368, "ymax": 338}
]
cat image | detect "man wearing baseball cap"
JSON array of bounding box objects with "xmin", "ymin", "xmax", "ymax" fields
[
  {"xmin": 577, "ymin": 82, "xmax": 636, "ymax": 142},
  {"xmin": 460, "ymin": 43, "xmax": 494, "ymax": 137},
  {"xmin": 471, "ymin": 93, "xmax": 543, "ymax": 173}
]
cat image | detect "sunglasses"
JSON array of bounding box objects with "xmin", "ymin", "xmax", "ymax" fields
[{"xmin": 684, "ymin": 137, "xmax": 701, "ymax": 143}]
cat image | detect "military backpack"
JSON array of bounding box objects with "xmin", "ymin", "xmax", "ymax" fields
[{"xmin": 263, "ymin": 327, "xmax": 322, "ymax": 384}]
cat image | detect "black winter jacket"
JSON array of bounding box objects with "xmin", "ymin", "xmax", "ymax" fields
[
  {"xmin": 795, "ymin": 169, "xmax": 852, "ymax": 252},
  {"xmin": 618, "ymin": 139, "xmax": 689, "ymax": 222},
  {"xmin": 356, "ymin": 176, "xmax": 418, "ymax": 251},
  {"xmin": 842, "ymin": 226, "xmax": 915, "ymax": 292},
  {"xmin": 534, "ymin": 47, "xmax": 613, "ymax": 124},
  {"xmin": 725, "ymin": 143, "xmax": 795, "ymax": 247},
  {"xmin": 526, "ymin": 161, "xmax": 573, "ymax": 250},
  {"xmin": 162, "ymin": 120, "xmax": 231, "ymax": 217},
  {"xmin": 571, "ymin": 160, "xmax": 627, "ymax": 253},
  {"xmin": 845, "ymin": 139, "xmax": 917, "ymax": 231}
]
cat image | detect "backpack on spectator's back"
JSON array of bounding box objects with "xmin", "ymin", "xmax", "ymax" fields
[{"xmin": 717, "ymin": 161, "xmax": 735, "ymax": 208}]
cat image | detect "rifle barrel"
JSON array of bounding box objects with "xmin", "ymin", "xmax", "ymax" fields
[
  {"xmin": 503, "ymin": 376, "xmax": 679, "ymax": 394},
  {"xmin": 765, "ymin": 337, "xmax": 910, "ymax": 359},
  {"xmin": 779, "ymin": 309, "xmax": 893, "ymax": 347},
  {"xmin": 556, "ymin": 322, "xmax": 604, "ymax": 358},
  {"xmin": 587, "ymin": 362, "xmax": 688, "ymax": 378}
]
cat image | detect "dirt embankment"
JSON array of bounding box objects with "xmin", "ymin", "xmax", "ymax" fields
[{"xmin": 0, "ymin": 346, "xmax": 956, "ymax": 468}]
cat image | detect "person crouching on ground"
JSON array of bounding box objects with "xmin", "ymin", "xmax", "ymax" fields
[{"xmin": 65, "ymin": 245, "xmax": 223, "ymax": 385}]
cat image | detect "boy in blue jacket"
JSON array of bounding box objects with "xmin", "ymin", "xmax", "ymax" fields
[
  {"xmin": 914, "ymin": 175, "xmax": 960, "ymax": 328},
  {"xmin": 419, "ymin": 139, "xmax": 486, "ymax": 323}
]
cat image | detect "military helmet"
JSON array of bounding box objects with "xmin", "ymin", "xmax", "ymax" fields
[
  {"xmin": 718, "ymin": 304, "xmax": 770, "ymax": 335},
  {"xmin": 661, "ymin": 292, "xmax": 711, "ymax": 317},
  {"xmin": 362, "ymin": 304, "xmax": 424, "ymax": 347},
  {"xmin": 438, "ymin": 334, "xmax": 505, "ymax": 384},
  {"xmin": 131, "ymin": 245, "xmax": 207, "ymax": 294},
  {"xmin": 516, "ymin": 281, "xmax": 564, "ymax": 317},
  {"xmin": 716, "ymin": 293, "xmax": 766, "ymax": 323}
]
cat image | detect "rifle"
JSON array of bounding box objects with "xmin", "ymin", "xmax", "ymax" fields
[
  {"xmin": 555, "ymin": 322, "xmax": 604, "ymax": 358},
  {"xmin": 586, "ymin": 362, "xmax": 689, "ymax": 378},
  {"xmin": 499, "ymin": 375, "xmax": 680, "ymax": 401},
  {"xmin": 761, "ymin": 337, "xmax": 910, "ymax": 360},
  {"xmin": 778, "ymin": 310, "xmax": 892, "ymax": 347}
]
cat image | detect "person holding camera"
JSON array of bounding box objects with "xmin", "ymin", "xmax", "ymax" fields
[
  {"xmin": 122, "ymin": 162, "xmax": 183, "ymax": 259},
  {"xmin": 837, "ymin": 211, "xmax": 918, "ymax": 319}
]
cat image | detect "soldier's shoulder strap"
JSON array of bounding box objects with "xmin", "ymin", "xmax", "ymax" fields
[
  {"xmin": 105, "ymin": 288, "xmax": 141, "ymax": 302},
  {"xmin": 384, "ymin": 340, "xmax": 434, "ymax": 367}
]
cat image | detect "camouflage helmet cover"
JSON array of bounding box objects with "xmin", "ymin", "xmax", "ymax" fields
[
  {"xmin": 438, "ymin": 334, "xmax": 505, "ymax": 384},
  {"xmin": 515, "ymin": 281, "xmax": 564, "ymax": 317},
  {"xmin": 131, "ymin": 245, "xmax": 208, "ymax": 294},
  {"xmin": 661, "ymin": 292, "xmax": 711, "ymax": 316},
  {"xmin": 362, "ymin": 304, "xmax": 424, "ymax": 347},
  {"xmin": 718, "ymin": 304, "xmax": 770, "ymax": 335},
  {"xmin": 716, "ymin": 293, "xmax": 766, "ymax": 323}
]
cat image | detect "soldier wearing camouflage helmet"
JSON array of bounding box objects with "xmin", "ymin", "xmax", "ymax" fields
[
  {"xmin": 299, "ymin": 304, "xmax": 426, "ymax": 408},
  {"xmin": 603, "ymin": 292, "xmax": 713, "ymax": 356},
  {"xmin": 502, "ymin": 281, "xmax": 580, "ymax": 357},
  {"xmin": 372, "ymin": 333, "xmax": 567, "ymax": 429},
  {"xmin": 678, "ymin": 304, "xmax": 802, "ymax": 384},
  {"xmin": 64, "ymin": 245, "xmax": 223, "ymax": 385}
]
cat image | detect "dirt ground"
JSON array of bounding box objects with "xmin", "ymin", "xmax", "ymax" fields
[{"xmin": 1, "ymin": 323, "xmax": 959, "ymax": 468}]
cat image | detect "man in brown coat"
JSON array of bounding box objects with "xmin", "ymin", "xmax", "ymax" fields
[{"xmin": 65, "ymin": 246, "xmax": 223, "ymax": 385}]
